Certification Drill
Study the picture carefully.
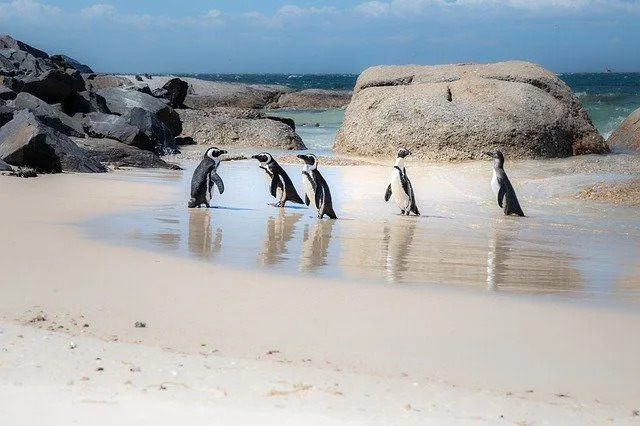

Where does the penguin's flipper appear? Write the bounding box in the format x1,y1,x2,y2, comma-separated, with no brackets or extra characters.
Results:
315,183,325,213
269,175,280,198
384,184,392,202
210,171,224,195
305,194,310,206
497,184,506,208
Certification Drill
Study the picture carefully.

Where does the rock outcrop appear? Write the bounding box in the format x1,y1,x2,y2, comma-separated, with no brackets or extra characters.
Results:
122,107,178,155
178,108,306,150
269,89,352,109
97,87,182,136
335,61,608,160
0,111,106,173
11,92,84,137
607,107,640,152
0,158,12,171
73,137,181,170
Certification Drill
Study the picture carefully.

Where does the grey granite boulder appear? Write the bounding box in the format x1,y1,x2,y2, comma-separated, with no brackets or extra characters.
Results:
122,107,177,155
73,137,181,170
0,111,106,173
178,108,305,150
50,54,94,74
335,61,608,160
83,112,149,149
269,89,352,109
97,87,182,136
83,74,132,91
0,103,16,127
12,92,84,137
607,106,640,152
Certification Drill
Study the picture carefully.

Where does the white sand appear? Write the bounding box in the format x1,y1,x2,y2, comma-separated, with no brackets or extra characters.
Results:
1,166,639,424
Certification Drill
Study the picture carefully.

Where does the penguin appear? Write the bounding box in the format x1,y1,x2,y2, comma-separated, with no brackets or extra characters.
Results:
188,147,227,208
251,152,304,207
384,148,420,216
485,150,525,217
297,153,337,219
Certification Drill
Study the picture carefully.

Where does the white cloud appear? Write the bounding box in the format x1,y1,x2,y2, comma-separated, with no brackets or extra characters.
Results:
245,5,337,28
0,0,61,20
80,4,115,19
278,5,336,17
355,1,390,17
354,0,640,17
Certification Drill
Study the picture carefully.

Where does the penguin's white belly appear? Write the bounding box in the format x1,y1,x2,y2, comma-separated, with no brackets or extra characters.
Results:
491,170,500,196
303,174,317,210
391,171,410,210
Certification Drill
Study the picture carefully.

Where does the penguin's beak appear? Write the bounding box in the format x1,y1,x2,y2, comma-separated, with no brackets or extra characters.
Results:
250,155,259,160
220,150,228,155
484,151,494,158
296,154,306,161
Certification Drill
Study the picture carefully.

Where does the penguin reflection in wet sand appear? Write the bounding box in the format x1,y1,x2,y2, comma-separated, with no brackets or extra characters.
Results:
251,152,304,207
188,147,227,208
385,148,420,216
485,150,525,217
297,154,337,219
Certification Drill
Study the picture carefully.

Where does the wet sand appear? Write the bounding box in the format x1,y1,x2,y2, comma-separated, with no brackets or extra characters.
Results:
1,153,640,424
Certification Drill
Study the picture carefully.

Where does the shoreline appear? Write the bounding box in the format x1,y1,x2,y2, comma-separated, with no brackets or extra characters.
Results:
1,165,640,423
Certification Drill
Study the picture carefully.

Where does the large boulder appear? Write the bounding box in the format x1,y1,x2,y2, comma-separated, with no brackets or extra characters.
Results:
0,111,106,173
335,61,608,160
63,90,110,115
152,78,188,108
97,87,182,136
121,107,178,155
83,112,149,149
178,108,306,150
607,107,640,152
269,89,352,109
73,137,181,170
21,69,86,104
11,92,84,137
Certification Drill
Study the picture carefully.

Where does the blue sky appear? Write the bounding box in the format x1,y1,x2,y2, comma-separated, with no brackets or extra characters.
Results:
1,0,639,73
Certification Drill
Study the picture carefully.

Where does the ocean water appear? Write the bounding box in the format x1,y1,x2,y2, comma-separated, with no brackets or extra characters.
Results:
179,72,640,147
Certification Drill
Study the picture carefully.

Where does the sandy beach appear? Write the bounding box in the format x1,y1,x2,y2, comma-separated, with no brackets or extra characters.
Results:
1,152,639,424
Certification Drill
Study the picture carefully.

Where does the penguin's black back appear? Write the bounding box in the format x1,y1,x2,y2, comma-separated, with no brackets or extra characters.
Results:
496,168,525,217
190,158,215,202
272,161,304,204
312,168,337,219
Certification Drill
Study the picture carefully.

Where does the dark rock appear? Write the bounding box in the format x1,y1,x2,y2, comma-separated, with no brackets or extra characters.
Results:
50,54,94,73
82,112,150,150
73,137,181,170
0,111,106,173
62,90,110,115
135,75,144,82
144,74,152,79
0,86,16,100
0,104,17,127
151,78,188,108
0,158,13,171
97,88,182,136
12,92,84,137
175,136,196,146
122,107,178,155
21,69,86,104
266,116,295,131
